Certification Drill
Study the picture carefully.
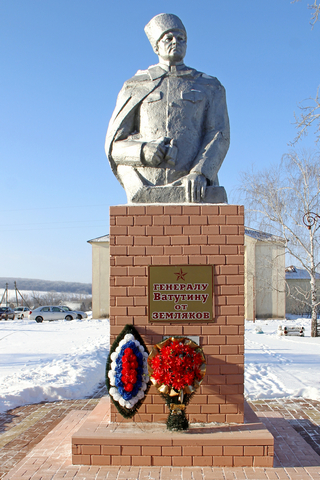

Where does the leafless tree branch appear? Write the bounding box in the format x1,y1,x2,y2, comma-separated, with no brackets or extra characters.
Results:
291,88,320,145
290,2,319,144
292,0,320,27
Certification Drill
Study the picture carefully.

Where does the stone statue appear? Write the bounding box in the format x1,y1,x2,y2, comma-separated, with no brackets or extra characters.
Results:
105,13,230,204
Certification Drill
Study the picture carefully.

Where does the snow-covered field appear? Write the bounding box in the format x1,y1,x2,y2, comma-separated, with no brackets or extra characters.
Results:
0,316,319,414
0,318,109,413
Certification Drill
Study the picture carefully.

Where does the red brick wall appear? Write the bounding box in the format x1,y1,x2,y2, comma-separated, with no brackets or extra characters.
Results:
109,204,244,424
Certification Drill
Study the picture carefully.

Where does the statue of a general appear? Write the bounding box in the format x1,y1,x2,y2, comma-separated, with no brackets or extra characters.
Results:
105,13,230,204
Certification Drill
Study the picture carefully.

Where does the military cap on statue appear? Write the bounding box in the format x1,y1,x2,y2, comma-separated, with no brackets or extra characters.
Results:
144,13,187,50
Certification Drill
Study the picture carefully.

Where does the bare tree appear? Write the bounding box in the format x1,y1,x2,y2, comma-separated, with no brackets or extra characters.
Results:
240,150,320,336
31,291,69,307
80,298,92,312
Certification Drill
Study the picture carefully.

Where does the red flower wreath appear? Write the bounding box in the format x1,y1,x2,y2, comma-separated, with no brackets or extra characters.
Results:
150,339,203,391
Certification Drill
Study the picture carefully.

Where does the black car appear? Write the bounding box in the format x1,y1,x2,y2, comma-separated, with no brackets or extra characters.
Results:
0,306,15,320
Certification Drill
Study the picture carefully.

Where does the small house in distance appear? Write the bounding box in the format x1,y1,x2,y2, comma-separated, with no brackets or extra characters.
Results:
245,227,286,320
285,265,320,316
88,227,286,320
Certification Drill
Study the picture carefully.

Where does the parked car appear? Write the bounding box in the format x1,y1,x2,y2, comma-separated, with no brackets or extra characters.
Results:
14,306,30,319
0,306,15,320
28,306,78,323
59,306,88,320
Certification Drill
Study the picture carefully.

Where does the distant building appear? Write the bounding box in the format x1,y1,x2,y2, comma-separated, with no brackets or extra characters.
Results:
245,227,286,320
88,227,287,320
87,235,110,319
285,265,320,315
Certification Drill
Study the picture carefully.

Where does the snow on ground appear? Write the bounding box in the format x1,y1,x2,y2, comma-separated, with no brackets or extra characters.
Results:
245,317,320,401
0,316,320,414
0,318,109,413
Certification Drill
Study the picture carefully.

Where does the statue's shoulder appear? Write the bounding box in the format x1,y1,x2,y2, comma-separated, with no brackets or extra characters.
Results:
124,64,167,85
116,69,152,100
125,68,153,84
195,71,224,89
116,68,154,98
193,70,223,89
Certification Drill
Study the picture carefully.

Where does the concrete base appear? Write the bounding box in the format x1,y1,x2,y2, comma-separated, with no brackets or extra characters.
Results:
72,397,274,467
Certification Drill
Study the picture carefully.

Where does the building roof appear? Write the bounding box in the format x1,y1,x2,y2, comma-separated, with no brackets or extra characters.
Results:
87,234,110,244
285,265,320,280
245,227,285,244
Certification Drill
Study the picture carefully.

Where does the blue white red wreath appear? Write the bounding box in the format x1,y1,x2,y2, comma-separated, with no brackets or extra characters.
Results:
108,333,149,409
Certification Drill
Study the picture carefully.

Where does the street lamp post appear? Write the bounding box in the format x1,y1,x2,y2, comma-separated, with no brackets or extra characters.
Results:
303,212,320,230
303,211,320,336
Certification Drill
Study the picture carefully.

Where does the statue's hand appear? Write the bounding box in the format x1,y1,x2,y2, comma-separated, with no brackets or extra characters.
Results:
142,137,167,167
184,173,207,203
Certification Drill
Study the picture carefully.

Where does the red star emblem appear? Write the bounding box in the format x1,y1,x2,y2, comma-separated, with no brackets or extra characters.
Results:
174,268,187,281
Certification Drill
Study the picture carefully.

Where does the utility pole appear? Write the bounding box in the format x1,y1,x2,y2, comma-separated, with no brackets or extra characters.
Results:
0,283,9,306
14,282,30,308
0,282,30,308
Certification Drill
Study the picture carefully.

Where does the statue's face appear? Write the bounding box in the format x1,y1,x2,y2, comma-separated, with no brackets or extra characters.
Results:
155,29,187,64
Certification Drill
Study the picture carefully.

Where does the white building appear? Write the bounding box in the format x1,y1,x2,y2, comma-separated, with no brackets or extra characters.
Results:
244,228,286,320
87,235,110,319
89,227,286,320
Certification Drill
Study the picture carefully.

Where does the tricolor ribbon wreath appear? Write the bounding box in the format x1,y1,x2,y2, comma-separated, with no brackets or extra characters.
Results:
106,325,150,416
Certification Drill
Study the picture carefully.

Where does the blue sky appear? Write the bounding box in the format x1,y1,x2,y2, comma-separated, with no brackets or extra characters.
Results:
0,0,319,283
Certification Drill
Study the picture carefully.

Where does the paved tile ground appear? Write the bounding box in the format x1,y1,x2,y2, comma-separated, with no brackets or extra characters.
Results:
0,385,107,479
249,398,320,458
1,387,320,479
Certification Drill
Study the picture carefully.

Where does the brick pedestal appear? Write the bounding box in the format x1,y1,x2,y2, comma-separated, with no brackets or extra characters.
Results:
72,397,274,467
109,204,245,424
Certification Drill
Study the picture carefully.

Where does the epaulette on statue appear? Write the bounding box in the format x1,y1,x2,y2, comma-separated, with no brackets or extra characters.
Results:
127,70,151,83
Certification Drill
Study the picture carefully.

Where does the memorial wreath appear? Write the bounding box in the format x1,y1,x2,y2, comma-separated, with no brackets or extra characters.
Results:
148,337,206,431
106,324,150,418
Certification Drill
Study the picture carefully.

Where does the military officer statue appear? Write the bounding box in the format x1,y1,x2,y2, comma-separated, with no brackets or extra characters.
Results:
105,13,230,204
